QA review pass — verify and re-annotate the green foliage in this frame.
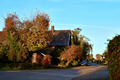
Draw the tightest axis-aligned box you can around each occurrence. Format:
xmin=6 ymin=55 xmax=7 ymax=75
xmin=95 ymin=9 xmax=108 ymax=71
xmin=50 ymin=47 xmax=65 ymax=65
xmin=71 ymin=28 xmax=81 ymax=45
xmin=72 ymin=60 xmax=78 ymax=66
xmin=0 ymin=44 xmax=8 ymax=62
xmin=7 ymin=28 xmax=28 ymax=62
xmin=0 ymin=45 xmax=7 ymax=58
xmin=88 ymin=54 xmax=93 ymax=61
xmin=18 ymin=11 xmax=53 ymax=52
xmin=1 ymin=10 xmax=52 ymax=63
xmin=102 ymin=50 xmax=108 ymax=63
xmin=107 ymin=35 xmax=120 ymax=80
xmin=82 ymin=42 xmax=92 ymax=59
xmin=71 ymin=28 xmax=92 ymax=60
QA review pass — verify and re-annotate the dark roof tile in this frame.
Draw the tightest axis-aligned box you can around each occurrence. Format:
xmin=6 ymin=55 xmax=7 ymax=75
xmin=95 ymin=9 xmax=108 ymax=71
xmin=49 ymin=30 xmax=71 ymax=46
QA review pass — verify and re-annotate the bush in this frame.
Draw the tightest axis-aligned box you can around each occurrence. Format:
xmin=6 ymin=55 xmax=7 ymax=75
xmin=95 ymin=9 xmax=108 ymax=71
xmin=60 ymin=45 xmax=83 ymax=66
xmin=0 ymin=45 xmax=8 ymax=63
xmin=50 ymin=47 xmax=64 ymax=65
xmin=107 ymin=35 xmax=120 ymax=80
xmin=72 ymin=60 xmax=78 ymax=66
xmin=42 ymin=55 xmax=52 ymax=65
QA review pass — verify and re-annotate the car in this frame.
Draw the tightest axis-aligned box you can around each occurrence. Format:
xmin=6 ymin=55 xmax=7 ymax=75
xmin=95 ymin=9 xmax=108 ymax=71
xmin=86 ymin=61 xmax=91 ymax=66
xmin=79 ymin=60 xmax=87 ymax=66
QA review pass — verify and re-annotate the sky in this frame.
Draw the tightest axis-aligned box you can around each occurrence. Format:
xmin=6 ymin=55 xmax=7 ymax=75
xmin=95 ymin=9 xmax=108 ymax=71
xmin=0 ymin=0 xmax=120 ymax=58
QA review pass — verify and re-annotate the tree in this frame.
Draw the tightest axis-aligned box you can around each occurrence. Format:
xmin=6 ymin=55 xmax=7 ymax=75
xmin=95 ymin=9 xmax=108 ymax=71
xmin=50 ymin=47 xmax=64 ymax=65
xmin=71 ymin=28 xmax=81 ymax=45
xmin=7 ymin=27 xmax=28 ymax=62
xmin=2 ymin=13 xmax=28 ymax=62
xmin=102 ymin=50 xmax=108 ymax=58
xmin=71 ymin=28 xmax=93 ymax=60
xmin=107 ymin=35 xmax=120 ymax=80
xmin=2 ymin=11 xmax=53 ymax=62
xmin=96 ymin=54 xmax=102 ymax=61
xmin=60 ymin=45 xmax=83 ymax=66
xmin=79 ymin=35 xmax=92 ymax=59
xmin=88 ymin=53 xmax=93 ymax=61
xmin=2 ymin=12 xmax=21 ymax=41
xmin=18 ymin=11 xmax=53 ymax=51
xmin=0 ymin=43 xmax=8 ymax=62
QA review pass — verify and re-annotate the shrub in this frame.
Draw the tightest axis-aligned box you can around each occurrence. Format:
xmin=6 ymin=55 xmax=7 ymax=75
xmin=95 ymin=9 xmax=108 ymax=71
xmin=50 ymin=47 xmax=64 ymax=65
xmin=0 ymin=44 xmax=8 ymax=62
xmin=107 ymin=35 xmax=120 ymax=80
xmin=72 ymin=60 xmax=78 ymax=66
xmin=42 ymin=55 xmax=52 ymax=65
xmin=60 ymin=45 xmax=83 ymax=66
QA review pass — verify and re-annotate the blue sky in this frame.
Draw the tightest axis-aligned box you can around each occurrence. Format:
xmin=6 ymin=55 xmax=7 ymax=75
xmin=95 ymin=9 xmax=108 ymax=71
xmin=0 ymin=0 xmax=120 ymax=58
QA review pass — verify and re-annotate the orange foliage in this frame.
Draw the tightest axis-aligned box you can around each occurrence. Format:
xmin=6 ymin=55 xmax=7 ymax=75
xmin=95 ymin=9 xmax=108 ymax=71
xmin=42 ymin=55 xmax=52 ymax=65
xmin=60 ymin=45 xmax=83 ymax=65
xmin=1 ymin=11 xmax=53 ymax=62
xmin=1 ymin=13 xmax=20 ymax=41
xmin=96 ymin=54 xmax=102 ymax=61
xmin=2 ymin=11 xmax=52 ymax=51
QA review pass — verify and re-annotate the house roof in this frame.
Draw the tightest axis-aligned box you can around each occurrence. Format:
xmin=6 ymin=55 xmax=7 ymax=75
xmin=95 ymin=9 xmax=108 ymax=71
xmin=49 ymin=30 xmax=71 ymax=46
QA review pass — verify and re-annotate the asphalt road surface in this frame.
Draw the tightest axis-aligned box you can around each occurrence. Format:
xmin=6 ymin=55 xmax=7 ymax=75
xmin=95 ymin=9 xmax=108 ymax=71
xmin=0 ymin=63 xmax=109 ymax=80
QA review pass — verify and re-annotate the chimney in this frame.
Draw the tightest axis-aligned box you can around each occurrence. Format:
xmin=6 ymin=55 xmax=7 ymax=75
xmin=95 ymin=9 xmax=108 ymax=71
xmin=51 ymin=26 xmax=54 ymax=33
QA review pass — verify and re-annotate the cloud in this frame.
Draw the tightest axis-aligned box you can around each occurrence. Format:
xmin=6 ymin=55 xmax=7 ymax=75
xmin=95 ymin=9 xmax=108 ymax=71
xmin=53 ymin=23 xmax=120 ymax=30
xmin=48 ymin=0 xmax=62 ymax=2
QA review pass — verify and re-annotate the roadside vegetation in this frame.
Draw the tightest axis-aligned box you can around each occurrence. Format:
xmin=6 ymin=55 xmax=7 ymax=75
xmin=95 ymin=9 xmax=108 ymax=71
xmin=0 ymin=10 xmax=92 ymax=70
xmin=106 ymin=34 xmax=120 ymax=80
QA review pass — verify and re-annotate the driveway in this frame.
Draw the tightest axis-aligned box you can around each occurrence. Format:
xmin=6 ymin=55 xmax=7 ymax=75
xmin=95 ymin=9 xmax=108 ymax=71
xmin=0 ymin=63 xmax=109 ymax=80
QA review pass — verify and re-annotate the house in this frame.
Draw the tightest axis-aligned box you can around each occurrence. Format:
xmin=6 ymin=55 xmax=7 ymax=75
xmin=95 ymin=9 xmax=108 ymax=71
xmin=31 ymin=26 xmax=71 ymax=63
xmin=49 ymin=26 xmax=71 ymax=46
xmin=42 ymin=26 xmax=71 ymax=54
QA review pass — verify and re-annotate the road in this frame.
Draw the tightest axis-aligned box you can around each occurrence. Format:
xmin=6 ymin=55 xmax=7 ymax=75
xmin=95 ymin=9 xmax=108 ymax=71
xmin=0 ymin=63 xmax=109 ymax=80
xmin=72 ymin=64 xmax=109 ymax=80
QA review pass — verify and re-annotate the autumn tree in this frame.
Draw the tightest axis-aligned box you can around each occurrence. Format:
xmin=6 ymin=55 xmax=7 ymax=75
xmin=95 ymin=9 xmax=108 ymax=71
xmin=102 ymin=50 xmax=108 ymax=63
xmin=2 ymin=13 xmax=28 ymax=62
xmin=18 ymin=11 xmax=53 ymax=52
xmin=2 ymin=13 xmax=21 ymax=41
xmin=71 ymin=28 xmax=81 ymax=45
xmin=102 ymin=50 xmax=108 ymax=58
xmin=87 ymin=53 xmax=93 ymax=61
xmin=60 ymin=45 xmax=83 ymax=66
xmin=2 ymin=11 xmax=53 ymax=62
xmin=79 ymin=35 xmax=92 ymax=59
xmin=71 ymin=28 xmax=93 ymax=60
xmin=7 ymin=27 xmax=28 ymax=62
xmin=0 ymin=43 xmax=8 ymax=62
xmin=96 ymin=54 xmax=102 ymax=61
